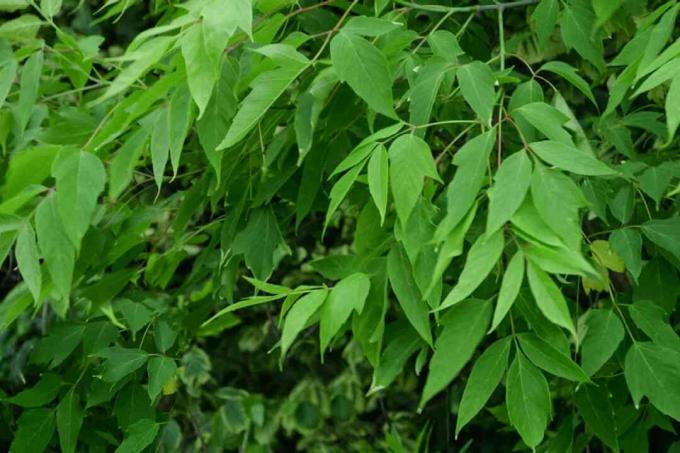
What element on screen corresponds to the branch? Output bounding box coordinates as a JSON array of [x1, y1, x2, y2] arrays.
[[394, 0, 540, 14]]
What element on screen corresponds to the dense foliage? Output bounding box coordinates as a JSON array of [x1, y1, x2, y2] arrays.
[[1, 0, 680, 451]]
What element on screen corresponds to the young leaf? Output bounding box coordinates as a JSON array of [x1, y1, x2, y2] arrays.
[[486, 150, 532, 234], [420, 299, 491, 409], [387, 244, 432, 345], [147, 356, 177, 401], [526, 261, 576, 336], [367, 144, 389, 224], [455, 337, 512, 436], [456, 61, 494, 126], [330, 31, 395, 118], [319, 273, 370, 358], [56, 389, 84, 453], [580, 309, 625, 376], [489, 251, 525, 332], [15, 222, 41, 302], [388, 134, 440, 225], [439, 229, 504, 310], [506, 351, 551, 448]]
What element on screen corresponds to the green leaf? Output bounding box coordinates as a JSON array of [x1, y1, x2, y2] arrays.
[[95, 347, 149, 383], [531, 0, 559, 49], [218, 65, 306, 149], [0, 48, 17, 109], [490, 251, 524, 332], [9, 408, 55, 453], [389, 134, 439, 225], [526, 261, 576, 336], [56, 389, 84, 453], [531, 164, 587, 250], [342, 16, 401, 36], [530, 140, 617, 176], [367, 144, 389, 224], [420, 298, 491, 409], [580, 309, 625, 376], [371, 324, 422, 392], [330, 31, 395, 118], [539, 61, 597, 106], [409, 62, 450, 134], [513, 102, 571, 143], [456, 61, 494, 126], [40, 0, 61, 17], [281, 289, 327, 360], [168, 83, 192, 175], [15, 222, 41, 302], [455, 337, 512, 435], [486, 150, 532, 234], [439, 229, 504, 310], [435, 129, 496, 242], [628, 301, 680, 351], [232, 207, 289, 280], [624, 342, 680, 421], [592, 0, 621, 26], [506, 351, 551, 448], [147, 356, 177, 401], [115, 419, 160, 453], [641, 218, 680, 262], [35, 194, 74, 300], [518, 333, 589, 382], [109, 128, 148, 200], [574, 383, 620, 451], [95, 37, 173, 104], [149, 107, 170, 190], [5, 373, 62, 407], [639, 163, 674, 204], [324, 163, 363, 231], [31, 323, 85, 368], [387, 243, 432, 345], [319, 273, 370, 358], [14, 50, 42, 134], [666, 74, 680, 141], [117, 299, 152, 338], [609, 229, 642, 283], [52, 151, 106, 247], [181, 20, 231, 117], [559, 4, 604, 70]]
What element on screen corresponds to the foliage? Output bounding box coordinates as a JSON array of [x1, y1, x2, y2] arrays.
[[1, 0, 680, 451]]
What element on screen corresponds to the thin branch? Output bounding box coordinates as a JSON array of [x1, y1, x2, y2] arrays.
[[395, 0, 540, 14]]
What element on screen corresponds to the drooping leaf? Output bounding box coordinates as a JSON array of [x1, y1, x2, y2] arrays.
[[387, 244, 432, 345], [456, 61, 495, 126], [530, 140, 617, 176], [56, 389, 84, 453], [490, 251, 525, 332], [367, 144, 389, 224], [455, 336, 512, 435], [8, 408, 55, 453], [330, 31, 395, 118], [388, 134, 440, 225], [280, 289, 327, 360], [420, 298, 491, 409], [319, 273, 370, 358], [518, 333, 589, 382], [580, 309, 625, 376], [506, 351, 551, 448], [35, 194, 74, 300], [147, 356, 177, 401], [15, 222, 41, 302], [486, 150, 532, 234], [439, 229, 504, 310], [526, 261, 576, 336]]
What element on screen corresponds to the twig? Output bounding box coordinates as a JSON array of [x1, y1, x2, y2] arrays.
[[395, 0, 540, 14]]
